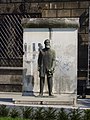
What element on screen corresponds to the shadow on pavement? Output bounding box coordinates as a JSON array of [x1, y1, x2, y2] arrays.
[[0, 98, 13, 102]]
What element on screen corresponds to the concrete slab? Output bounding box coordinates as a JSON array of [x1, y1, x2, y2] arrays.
[[13, 94, 76, 106]]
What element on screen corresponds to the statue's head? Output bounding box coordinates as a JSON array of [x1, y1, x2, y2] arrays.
[[44, 39, 50, 49]]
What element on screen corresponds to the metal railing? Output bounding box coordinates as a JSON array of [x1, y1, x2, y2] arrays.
[[0, 13, 41, 67], [87, 7, 90, 88]]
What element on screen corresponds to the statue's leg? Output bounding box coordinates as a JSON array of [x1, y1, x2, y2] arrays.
[[40, 77, 45, 96], [47, 76, 53, 96]]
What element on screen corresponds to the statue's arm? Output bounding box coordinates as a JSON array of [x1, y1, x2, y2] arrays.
[[52, 50, 56, 71], [38, 51, 42, 71]]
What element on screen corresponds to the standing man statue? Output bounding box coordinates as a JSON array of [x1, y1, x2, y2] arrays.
[[38, 39, 56, 96]]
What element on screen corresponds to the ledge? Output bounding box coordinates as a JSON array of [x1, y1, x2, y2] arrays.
[[0, 0, 87, 3], [0, 67, 23, 70], [22, 18, 79, 28]]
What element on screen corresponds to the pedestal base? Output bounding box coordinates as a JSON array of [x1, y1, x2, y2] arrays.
[[22, 91, 34, 96], [14, 93, 77, 106]]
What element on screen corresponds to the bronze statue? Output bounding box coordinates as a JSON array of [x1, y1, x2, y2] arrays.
[[38, 39, 56, 96]]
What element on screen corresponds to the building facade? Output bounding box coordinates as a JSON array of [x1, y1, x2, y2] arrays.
[[0, 0, 90, 94]]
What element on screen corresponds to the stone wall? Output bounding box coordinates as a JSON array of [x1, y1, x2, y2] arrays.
[[0, 0, 90, 92], [0, 68, 22, 91]]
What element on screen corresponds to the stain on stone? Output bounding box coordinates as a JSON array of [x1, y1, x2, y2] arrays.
[[10, 75, 22, 84]]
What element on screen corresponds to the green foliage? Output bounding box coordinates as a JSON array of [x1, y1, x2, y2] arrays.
[[0, 106, 90, 120], [43, 107, 57, 120], [0, 105, 10, 117], [57, 108, 69, 120], [0, 117, 29, 120], [0, 118, 12, 120], [21, 106, 33, 119], [83, 109, 90, 120], [34, 107, 45, 120], [69, 109, 83, 120], [9, 108, 20, 118]]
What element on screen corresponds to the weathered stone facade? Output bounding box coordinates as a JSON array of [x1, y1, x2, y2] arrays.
[[0, 0, 90, 93]]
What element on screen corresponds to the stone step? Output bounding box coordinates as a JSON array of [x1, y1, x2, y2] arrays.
[[13, 94, 76, 106]]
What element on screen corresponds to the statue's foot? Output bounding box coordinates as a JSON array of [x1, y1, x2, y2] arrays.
[[39, 93, 43, 97], [49, 93, 54, 96]]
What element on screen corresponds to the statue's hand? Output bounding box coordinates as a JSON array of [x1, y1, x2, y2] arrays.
[[38, 67, 40, 71], [47, 68, 54, 76], [49, 68, 55, 73]]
